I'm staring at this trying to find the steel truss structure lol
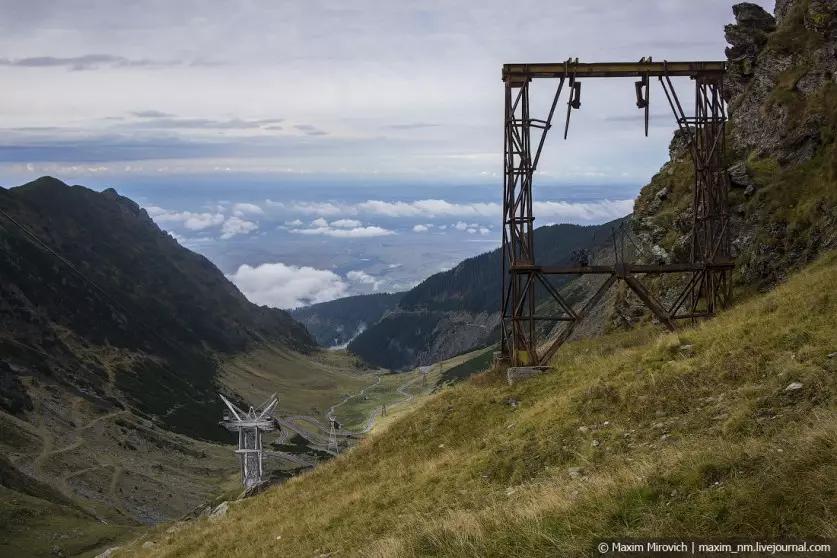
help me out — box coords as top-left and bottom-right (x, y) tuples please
(220, 393), (279, 487)
(328, 418), (340, 455)
(501, 60), (734, 367)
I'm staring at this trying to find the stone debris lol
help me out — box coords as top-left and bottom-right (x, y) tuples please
(94, 548), (120, 558)
(712, 413), (729, 421)
(506, 366), (549, 385)
(239, 480), (271, 500)
(567, 467), (584, 479)
(166, 521), (188, 534)
(578, 425), (590, 434)
(591, 440), (600, 448)
(784, 382), (804, 392)
(142, 541), (156, 549)
(209, 501), (229, 521)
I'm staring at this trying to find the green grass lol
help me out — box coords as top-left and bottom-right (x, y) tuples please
(116, 251), (837, 557)
(436, 347), (495, 386)
(218, 345), (374, 419)
(333, 373), (413, 430)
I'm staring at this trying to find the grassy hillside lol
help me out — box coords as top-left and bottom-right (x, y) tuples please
(218, 346), (378, 419)
(117, 250), (837, 556)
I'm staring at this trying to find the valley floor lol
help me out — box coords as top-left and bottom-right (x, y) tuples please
(114, 256), (837, 556)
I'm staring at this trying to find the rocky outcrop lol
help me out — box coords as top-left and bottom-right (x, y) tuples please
(635, 0), (837, 291)
(725, 0), (836, 166)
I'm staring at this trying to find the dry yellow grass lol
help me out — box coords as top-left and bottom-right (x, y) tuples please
(118, 251), (837, 557)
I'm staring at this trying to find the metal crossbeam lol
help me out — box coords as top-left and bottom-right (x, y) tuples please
(503, 61), (726, 80)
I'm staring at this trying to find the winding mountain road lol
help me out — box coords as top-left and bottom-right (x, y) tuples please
(358, 376), (421, 433)
(326, 375), (382, 422)
(274, 374), (421, 452)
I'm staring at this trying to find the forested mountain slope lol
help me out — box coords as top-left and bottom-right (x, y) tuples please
(290, 292), (404, 348)
(348, 219), (628, 370)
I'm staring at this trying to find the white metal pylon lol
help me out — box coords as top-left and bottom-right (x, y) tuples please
(219, 393), (278, 487)
(328, 418), (339, 455)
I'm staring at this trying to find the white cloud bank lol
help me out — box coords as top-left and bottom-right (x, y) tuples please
(145, 202), (259, 239)
(279, 199), (632, 223)
(232, 202), (264, 217)
(331, 219), (362, 228)
(145, 206), (226, 230)
(290, 225), (394, 238)
(220, 216), (259, 239)
(229, 262), (349, 308)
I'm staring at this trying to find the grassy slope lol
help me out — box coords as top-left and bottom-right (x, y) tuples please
(0, 485), (136, 558)
(218, 345), (373, 419)
(119, 252), (837, 557)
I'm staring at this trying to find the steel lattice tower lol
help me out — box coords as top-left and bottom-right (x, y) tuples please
(500, 59), (734, 367)
(328, 418), (339, 455)
(219, 393), (278, 487)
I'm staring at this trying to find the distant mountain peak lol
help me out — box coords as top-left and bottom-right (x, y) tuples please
(15, 175), (69, 190)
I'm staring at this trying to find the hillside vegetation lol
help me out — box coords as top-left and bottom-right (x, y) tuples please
(119, 250), (837, 557)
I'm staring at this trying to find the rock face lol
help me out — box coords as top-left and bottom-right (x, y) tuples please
(209, 501), (230, 520)
(634, 0), (837, 292)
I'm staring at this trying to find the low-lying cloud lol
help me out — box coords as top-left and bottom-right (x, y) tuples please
(220, 216), (259, 239)
(145, 206), (226, 230)
(229, 262), (349, 309)
(232, 202), (265, 216)
(278, 198), (631, 223)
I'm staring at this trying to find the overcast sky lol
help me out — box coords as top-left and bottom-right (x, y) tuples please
(0, 0), (774, 185)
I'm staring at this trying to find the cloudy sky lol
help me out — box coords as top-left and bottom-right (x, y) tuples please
(0, 0), (773, 310)
(0, 0), (771, 183)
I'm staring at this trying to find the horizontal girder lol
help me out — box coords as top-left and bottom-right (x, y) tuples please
(503, 61), (726, 81)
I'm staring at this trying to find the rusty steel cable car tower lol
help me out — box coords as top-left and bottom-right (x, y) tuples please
(500, 59), (734, 367)
(220, 393), (279, 487)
